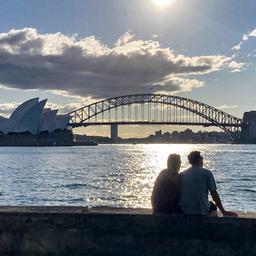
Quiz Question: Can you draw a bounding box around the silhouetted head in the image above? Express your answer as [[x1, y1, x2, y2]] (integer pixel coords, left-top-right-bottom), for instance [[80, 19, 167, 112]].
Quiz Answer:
[[167, 154, 181, 172], [188, 151, 203, 167]]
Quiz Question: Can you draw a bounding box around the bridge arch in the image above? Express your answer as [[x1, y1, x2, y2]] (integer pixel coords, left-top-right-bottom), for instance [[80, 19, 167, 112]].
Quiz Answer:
[[67, 94, 242, 139]]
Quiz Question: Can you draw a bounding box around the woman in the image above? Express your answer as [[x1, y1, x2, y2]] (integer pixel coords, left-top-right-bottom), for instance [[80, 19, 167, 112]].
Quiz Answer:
[[151, 154, 181, 214]]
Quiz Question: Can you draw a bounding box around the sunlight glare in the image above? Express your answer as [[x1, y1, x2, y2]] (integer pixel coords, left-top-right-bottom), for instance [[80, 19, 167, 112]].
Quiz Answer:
[[152, 0, 173, 7]]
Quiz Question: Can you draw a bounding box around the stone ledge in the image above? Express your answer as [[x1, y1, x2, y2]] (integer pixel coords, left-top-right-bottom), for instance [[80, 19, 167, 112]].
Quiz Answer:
[[0, 206, 255, 218], [0, 206, 255, 256]]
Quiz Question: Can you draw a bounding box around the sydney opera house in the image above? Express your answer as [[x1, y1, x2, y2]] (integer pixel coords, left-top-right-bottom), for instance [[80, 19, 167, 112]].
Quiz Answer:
[[0, 98, 73, 146]]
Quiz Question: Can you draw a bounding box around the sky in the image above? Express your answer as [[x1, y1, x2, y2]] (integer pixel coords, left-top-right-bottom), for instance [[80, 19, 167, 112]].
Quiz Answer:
[[0, 0, 255, 137]]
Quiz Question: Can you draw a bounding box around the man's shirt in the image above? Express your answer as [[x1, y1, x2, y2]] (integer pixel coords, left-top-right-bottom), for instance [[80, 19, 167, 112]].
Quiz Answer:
[[179, 166, 217, 215]]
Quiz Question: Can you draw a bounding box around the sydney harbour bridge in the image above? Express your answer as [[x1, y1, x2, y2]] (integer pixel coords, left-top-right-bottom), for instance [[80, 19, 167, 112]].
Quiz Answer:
[[67, 94, 253, 143]]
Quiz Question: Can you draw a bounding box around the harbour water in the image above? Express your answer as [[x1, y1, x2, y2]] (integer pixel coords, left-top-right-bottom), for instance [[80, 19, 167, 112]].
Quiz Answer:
[[0, 144, 255, 211]]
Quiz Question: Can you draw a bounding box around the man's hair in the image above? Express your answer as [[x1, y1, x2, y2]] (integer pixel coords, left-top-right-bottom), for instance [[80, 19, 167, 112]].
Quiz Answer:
[[188, 151, 202, 165], [167, 154, 181, 170]]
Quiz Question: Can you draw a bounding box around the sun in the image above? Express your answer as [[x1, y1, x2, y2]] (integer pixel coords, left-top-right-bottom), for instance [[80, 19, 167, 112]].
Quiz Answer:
[[152, 0, 173, 7]]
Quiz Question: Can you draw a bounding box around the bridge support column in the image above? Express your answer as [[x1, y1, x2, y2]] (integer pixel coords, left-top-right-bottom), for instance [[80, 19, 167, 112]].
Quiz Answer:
[[241, 111, 256, 143], [111, 124, 118, 143]]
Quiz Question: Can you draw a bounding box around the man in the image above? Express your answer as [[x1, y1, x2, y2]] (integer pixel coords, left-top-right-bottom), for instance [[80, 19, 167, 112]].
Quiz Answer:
[[179, 151, 237, 217], [151, 154, 181, 214]]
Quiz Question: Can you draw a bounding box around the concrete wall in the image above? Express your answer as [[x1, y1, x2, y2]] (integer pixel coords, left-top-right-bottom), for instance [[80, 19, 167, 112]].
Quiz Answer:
[[0, 209, 255, 256]]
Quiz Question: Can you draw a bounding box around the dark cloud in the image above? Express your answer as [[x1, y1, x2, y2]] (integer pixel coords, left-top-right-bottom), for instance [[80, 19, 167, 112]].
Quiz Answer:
[[0, 28, 241, 99]]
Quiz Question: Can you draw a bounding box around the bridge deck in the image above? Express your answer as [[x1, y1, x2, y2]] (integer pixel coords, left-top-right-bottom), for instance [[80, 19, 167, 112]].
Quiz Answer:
[[69, 121, 242, 127]]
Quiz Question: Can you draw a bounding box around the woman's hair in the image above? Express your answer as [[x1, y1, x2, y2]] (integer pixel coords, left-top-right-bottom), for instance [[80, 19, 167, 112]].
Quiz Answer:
[[167, 154, 181, 170]]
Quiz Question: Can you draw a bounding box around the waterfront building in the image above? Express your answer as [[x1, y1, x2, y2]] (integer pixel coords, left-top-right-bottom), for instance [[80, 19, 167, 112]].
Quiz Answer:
[[0, 98, 70, 135], [0, 98, 73, 146]]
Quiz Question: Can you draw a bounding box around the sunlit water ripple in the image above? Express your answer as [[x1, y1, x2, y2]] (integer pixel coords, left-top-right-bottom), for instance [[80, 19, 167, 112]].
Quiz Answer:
[[0, 144, 255, 211]]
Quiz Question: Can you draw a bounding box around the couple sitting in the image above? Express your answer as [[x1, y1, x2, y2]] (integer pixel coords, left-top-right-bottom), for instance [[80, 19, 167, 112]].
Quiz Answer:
[[151, 151, 237, 217]]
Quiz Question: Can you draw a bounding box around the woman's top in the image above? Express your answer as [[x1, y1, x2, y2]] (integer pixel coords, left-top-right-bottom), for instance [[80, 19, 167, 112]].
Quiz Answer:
[[151, 169, 180, 214]]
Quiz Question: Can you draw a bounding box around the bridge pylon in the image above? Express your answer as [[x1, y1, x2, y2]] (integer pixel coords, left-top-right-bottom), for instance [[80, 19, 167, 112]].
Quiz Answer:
[[240, 111, 256, 143], [111, 124, 118, 143]]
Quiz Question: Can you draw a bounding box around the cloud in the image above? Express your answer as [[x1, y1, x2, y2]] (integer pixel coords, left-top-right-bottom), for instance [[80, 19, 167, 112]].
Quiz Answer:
[[232, 28, 256, 51], [0, 102, 19, 117], [216, 105, 238, 110], [0, 100, 86, 117], [231, 42, 243, 51], [248, 29, 256, 37], [0, 28, 241, 99], [45, 102, 89, 114], [228, 61, 247, 72], [153, 75, 205, 93]]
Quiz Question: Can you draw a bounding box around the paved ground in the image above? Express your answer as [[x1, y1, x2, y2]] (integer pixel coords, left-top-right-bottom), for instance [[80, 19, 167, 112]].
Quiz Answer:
[[0, 206, 255, 218]]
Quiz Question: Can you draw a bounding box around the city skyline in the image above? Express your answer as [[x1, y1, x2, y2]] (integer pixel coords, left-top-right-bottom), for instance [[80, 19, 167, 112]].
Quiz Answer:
[[0, 0, 255, 137]]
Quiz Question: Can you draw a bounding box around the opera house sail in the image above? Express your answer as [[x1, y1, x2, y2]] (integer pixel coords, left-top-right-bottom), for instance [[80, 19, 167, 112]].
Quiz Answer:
[[0, 98, 73, 146], [40, 109, 58, 134]]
